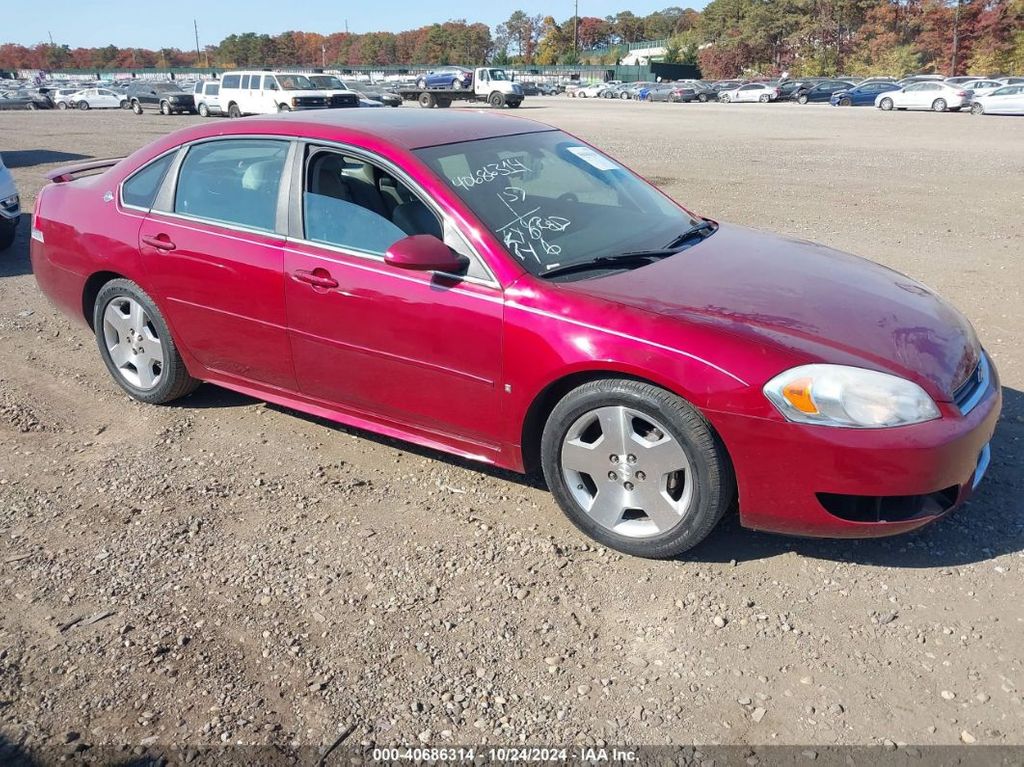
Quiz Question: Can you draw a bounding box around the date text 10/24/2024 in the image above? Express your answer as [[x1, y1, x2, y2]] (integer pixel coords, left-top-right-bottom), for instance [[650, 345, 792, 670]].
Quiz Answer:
[[370, 747, 638, 762]]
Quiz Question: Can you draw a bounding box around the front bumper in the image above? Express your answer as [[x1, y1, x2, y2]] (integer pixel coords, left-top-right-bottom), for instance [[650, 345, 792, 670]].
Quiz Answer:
[[0, 193, 20, 222], [708, 363, 1002, 538]]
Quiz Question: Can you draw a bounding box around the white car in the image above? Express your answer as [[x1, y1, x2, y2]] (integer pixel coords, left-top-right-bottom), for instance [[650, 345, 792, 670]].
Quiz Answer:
[[718, 83, 780, 103], [875, 81, 971, 112], [51, 87, 82, 109], [69, 87, 126, 110], [575, 84, 606, 98], [955, 79, 1006, 98], [193, 80, 223, 117], [969, 84, 1024, 116], [0, 153, 19, 250]]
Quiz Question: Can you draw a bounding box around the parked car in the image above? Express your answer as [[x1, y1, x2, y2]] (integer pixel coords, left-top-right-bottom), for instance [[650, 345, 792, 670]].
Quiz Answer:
[[416, 66, 473, 90], [793, 80, 856, 104], [68, 87, 127, 110], [969, 84, 1024, 115], [644, 84, 680, 102], [898, 75, 947, 86], [719, 83, 781, 102], [956, 79, 1006, 98], [600, 83, 631, 99], [51, 87, 83, 109], [0, 91, 52, 110], [0, 153, 18, 250], [876, 81, 971, 112], [997, 77, 1024, 85], [575, 83, 606, 98], [29, 110, 1000, 558], [307, 76, 402, 108], [193, 80, 223, 117], [830, 80, 901, 106], [126, 82, 196, 115], [666, 86, 699, 103], [219, 71, 359, 115]]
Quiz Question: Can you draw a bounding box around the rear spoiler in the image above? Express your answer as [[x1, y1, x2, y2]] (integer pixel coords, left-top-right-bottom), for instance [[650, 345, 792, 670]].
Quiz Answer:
[[45, 157, 125, 183]]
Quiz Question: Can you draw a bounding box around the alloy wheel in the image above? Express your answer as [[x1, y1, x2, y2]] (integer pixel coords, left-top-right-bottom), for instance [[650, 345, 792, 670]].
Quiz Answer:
[[560, 406, 694, 539], [102, 297, 164, 391]]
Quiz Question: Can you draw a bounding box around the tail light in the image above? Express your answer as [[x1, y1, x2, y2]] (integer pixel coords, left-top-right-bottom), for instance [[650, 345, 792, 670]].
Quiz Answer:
[[957, 90, 968, 97]]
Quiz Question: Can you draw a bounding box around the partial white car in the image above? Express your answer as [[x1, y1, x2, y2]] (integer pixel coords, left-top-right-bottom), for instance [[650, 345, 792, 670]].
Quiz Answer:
[[0, 153, 19, 250], [970, 84, 1024, 116], [718, 83, 780, 103], [575, 84, 606, 98], [875, 81, 971, 112], [51, 87, 82, 110], [69, 87, 126, 110], [956, 79, 1006, 98], [194, 81, 223, 117]]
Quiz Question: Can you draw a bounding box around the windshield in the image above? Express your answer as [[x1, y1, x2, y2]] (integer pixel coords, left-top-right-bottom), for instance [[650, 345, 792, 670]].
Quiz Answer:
[[277, 75, 315, 90], [310, 75, 345, 90], [153, 83, 182, 93], [486, 69, 508, 81], [341, 80, 369, 91], [415, 131, 697, 277]]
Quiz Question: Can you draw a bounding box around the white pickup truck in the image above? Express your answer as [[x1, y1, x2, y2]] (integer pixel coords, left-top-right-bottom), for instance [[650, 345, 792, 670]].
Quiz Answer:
[[396, 67, 525, 109]]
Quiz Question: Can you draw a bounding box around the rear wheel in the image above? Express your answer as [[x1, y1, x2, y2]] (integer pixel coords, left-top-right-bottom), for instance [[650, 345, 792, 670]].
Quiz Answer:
[[759, 93, 770, 103], [26, 102, 37, 111], [131, 100, 143, 114], [971, 102, 984, 115], [932, 98, 947, 112], [0, 219, 16, 251], [797, 94, 809, 104], [451, 78, 461, 89], [227, 102, 241, 118], [198, 102, 210, 117], [436, 97, 451, 108], [78, 100, 90, 111], [418, 92, 436, 108], [93, 279, 199, 405], [416, 78, 427, 90], [160, 100, 172, 115], [57, 101, 68, 110], [541, 379, 734, 559], [698, 93, 709, 102], [720, 94, 731, 103], [839, 97, 852, 106], [879, 97, 894, 111]]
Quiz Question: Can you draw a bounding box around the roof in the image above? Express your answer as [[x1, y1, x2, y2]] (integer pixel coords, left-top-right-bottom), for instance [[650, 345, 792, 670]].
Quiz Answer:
[[197, 108, 555, 151]]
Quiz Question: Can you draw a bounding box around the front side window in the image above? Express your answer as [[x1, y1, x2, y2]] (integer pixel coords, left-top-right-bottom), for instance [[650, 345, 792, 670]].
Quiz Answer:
[[416, 131, 694, 277], [122, 153, 175, 210], [174, 139, 289, 232], [264, 76, 278, 90]]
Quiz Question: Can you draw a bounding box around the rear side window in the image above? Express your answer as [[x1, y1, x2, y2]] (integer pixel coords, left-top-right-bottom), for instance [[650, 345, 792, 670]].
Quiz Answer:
[[222, 74, 240, 89], [121, 153, 174, 210], [174, 139, 289, 233], [205, 84, 219, 95], [241, 75, 250, 89]]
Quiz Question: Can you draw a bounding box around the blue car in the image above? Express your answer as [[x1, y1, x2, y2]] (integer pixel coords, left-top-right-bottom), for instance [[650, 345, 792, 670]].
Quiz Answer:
[[416, 67, 473, 90], [830, 81, 901, 106]]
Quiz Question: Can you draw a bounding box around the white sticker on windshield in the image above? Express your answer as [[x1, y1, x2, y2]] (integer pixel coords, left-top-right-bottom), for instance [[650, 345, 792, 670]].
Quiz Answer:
[[567, 146, 620, 171]]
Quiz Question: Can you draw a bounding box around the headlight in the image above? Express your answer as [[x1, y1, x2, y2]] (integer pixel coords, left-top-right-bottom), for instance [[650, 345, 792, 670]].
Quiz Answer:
[[763, 364, 940, 428]]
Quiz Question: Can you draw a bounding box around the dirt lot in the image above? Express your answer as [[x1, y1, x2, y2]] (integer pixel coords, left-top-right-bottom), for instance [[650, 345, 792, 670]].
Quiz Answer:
[[0, 100, 1022, 760]]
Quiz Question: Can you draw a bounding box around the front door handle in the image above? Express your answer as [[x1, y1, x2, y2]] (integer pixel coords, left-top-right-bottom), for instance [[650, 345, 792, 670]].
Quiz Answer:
[[293, 268, 339, 290], [141, 234, 176, 251]]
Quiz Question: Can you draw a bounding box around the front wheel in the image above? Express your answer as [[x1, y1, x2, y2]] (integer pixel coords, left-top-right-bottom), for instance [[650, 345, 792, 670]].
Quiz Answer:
[[78, 101, 90, 111], [759, 93, 770, 103], [698, 93, 708, 102], [131, 100, 143, 114], [488, 92, 504, 108], [839, 97, 852, 106], [507, 100, 521, 109], [93, 279, 200, 405], [797, 94, 808, 104], [416, 79, 427, 90], [26, 102, 37, 111], [541, 379, 734, 559], [278, 103, 291, 112], [932, 98, 947, 112], [160, 100, 172, 115], [971, 102, 984, 116], [57, 101, 68, 110], [0, 220, 16, 251], [879, 97, 894, 111], [451, 78, 461, 89], [720, 94, 730, 103]]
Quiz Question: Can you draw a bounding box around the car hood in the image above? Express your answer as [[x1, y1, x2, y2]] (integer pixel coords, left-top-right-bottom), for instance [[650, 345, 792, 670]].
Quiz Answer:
[[561, 223, 980, 400]]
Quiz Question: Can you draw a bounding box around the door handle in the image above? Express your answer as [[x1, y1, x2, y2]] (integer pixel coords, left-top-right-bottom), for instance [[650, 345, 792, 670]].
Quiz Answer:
[[293, 268, 339, 290], [141, 234, 176, 251]]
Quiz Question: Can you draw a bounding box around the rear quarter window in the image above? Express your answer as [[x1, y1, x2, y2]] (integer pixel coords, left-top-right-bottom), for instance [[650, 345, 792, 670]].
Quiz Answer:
[[222, 74, 240, 89], [121, 153, 175, 210]]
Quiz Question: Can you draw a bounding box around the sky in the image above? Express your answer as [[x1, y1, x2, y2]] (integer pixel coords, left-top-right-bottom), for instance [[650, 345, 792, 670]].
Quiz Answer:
[[4, 0, 708, 50]]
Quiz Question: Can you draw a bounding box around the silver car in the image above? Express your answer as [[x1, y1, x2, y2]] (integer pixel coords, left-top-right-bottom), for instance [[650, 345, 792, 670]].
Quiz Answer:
[[0, 153, 20, 250]]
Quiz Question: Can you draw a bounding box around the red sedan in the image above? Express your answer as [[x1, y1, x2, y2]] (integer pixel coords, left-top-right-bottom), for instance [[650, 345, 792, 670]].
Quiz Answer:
[[31, 110, 999, 558]]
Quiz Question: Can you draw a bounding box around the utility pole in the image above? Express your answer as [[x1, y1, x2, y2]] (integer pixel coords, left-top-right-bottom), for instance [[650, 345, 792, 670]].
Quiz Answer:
[[950, 0, 962, 76], [322, 43, 327, 68], [573, 0, 579, 56], [194, 20, 202, 68]]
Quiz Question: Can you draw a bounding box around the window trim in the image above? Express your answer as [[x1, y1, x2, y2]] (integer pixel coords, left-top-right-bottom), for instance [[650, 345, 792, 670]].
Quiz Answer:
[[289, 140, 500, 289]]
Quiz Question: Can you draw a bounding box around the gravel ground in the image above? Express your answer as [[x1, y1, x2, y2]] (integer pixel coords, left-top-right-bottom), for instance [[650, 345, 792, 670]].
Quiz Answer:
[[0, 100, 1022, 760]]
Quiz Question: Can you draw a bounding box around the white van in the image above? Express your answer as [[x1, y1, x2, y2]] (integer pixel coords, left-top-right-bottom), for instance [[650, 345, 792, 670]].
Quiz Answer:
[[218, 71, 360, 117]]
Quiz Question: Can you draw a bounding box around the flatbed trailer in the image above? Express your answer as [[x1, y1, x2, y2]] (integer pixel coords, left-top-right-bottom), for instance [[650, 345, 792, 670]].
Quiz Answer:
[[395, 87, 524, 109]]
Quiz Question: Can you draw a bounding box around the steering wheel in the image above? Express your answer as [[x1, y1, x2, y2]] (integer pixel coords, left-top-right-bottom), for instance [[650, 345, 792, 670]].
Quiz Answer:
[[557, 192, 578, 204]]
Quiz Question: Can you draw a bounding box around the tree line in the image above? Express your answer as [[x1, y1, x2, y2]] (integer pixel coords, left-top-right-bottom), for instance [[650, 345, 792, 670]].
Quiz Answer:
[[1, 2, 1020, 79]]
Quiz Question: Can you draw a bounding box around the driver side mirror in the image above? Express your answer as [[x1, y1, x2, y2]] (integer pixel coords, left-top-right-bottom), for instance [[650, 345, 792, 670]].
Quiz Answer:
[[385, 235, 466, 274]]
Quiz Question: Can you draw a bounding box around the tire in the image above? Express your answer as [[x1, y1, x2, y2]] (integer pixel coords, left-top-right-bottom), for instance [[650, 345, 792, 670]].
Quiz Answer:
[[93, 279, 200, 405], [198, 102, 210, 117], [436, 98, 451, 108], [227, 102, 241, 118], [720, 94, 730, 103], [120, 100, 129, 109], [797, 94, 808, 104], [488, 92, 504, 108], [451, 78, 461, 89], [131, 100, 143, 115], [418, 92, 436, 108], [578, 91, 587, 98], [932, 98, 947, 112], [879, 97, 894, 111], [27, 102, 37, 111], [0, 220, 16, 251], [278, 103, 291, 112], [839, 97, 852, 106], [78, 100, 90, 111], [759, 94, 770, 103], [619, 91, 629, 99], [540, 379, 734, 559], [57, 101, 67, 110], [971, 102, 984, 116], [160, 101, 172, 115], [507, 100, 521, 109], [416, 78, 427, 90]]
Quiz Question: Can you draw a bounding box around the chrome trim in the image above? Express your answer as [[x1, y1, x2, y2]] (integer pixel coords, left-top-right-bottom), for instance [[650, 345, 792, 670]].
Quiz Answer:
[[972, 443, 991, 490], [957, 353, 990, 416]]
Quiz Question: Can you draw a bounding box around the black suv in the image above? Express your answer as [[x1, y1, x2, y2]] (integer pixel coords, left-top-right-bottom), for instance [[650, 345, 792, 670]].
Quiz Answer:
[[126, 82, 196, 115]]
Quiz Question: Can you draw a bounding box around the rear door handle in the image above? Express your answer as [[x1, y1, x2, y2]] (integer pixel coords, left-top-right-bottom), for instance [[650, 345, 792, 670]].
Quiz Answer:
[[141, 234, 176, 251], [293, 268, 339, 290]]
